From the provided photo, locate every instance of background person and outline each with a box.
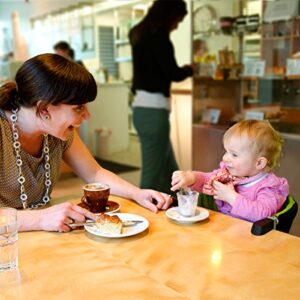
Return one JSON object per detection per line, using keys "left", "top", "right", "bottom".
{"left": 171, "top": 120, "right": 289, "bottom": 222}
{"left": 0, "top": 53, "right": 173, "bottom": 232}
{"left": 53, "top": 40, "right": 84, "bottom": 67}
{"left": 129, "top": 0, "right": 193, "bottom": 194}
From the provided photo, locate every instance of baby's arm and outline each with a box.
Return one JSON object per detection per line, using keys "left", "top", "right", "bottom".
{"left": 171, "top": 171, "right": 196, "bottom": 191}
{"left": 171, "top": 170, "right": 214, "bottom": 192}
{"left": 230, "top": 188, "right": 287, "bottom": 222}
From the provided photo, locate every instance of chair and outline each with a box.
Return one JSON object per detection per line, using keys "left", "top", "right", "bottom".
{"left": 251, "top": 195, "right": 298, "bottom": 236}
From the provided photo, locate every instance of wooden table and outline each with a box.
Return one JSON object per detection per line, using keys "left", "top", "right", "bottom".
{"left": 2, "top": 195, "right": 300, "bottom": 299}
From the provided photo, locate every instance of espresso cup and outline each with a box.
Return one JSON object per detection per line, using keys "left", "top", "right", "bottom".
{"left": 82, "top": 183, "right": 110, "bottom": 213}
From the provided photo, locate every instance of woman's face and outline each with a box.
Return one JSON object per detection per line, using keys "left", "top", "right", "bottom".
{"left": 44, "top": 103, "right": 90, "bottom": 140}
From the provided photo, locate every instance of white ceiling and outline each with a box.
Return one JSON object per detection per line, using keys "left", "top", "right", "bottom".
{"left": 0, "top": 0, "right": 103, "bottom": 19}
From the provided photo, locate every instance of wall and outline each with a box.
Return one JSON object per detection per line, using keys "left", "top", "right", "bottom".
{"left": 171, "top": 0, "right": 192, "bottom": 66}
{"left": 171, "top": 79, "right": 193, "bottom": 171}
{"left": 86, "top": 83, "right": 130, "bottom": 158}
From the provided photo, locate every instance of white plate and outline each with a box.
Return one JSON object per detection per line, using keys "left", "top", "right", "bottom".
{"left": 165, "top": 207, "right": 209, "bottom": 224}
{"left": 84, "top": 213, "right": 149, "bottom": 238}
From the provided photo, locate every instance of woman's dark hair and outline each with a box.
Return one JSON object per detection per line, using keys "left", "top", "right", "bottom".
{"left": 130, "top": 0, "right": 187, "bottom": 44}
{"left": 0, "top": 53, "right": 97, "bottom": 112}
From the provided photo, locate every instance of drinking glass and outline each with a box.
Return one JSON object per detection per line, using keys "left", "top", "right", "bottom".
{"left": 0, "top": 208, "right": 18, "bottom": 272}
{"left": 177, "top": 190, "right": 199, "bottom": 217}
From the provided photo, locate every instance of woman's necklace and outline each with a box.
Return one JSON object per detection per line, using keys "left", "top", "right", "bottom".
{"left": 10, "top": 108, "right": 51, "bottom": 209}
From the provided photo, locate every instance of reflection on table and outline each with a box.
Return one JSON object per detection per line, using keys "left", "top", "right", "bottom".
{"left": 1, "top": 195, "right": 300, "bottom": 299}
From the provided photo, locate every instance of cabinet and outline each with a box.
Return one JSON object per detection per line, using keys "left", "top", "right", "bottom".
{"left": 261, "top": 18, "right": 300, "bottom": 75}
{"left": 241, "top": 76, "right": 285, "bottom": 108}
{"left": 243, "top": 34, "right": 261, "bottom": 59}
{"left": 191, "top": 1, "right": 300, "bottom": 171}
{"left": 113, "top": 6, "right": 146, "bottom": 81}
{"left": 193, "top": 77, "right": 241, "bottom": 125}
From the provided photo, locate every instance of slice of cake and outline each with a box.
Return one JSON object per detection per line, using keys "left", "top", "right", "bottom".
{"left": 203, "top": 168, "right": 245, "bottom": 195}
{"left": 95, "top": 213, "right": 122, "bottom": 234}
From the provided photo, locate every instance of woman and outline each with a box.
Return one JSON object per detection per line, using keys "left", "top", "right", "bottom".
{"left": 0, "top": 53, "right": 172, "bottom": 232}
{"left": 129, "top": 0, "right": 193, "bottom": 194}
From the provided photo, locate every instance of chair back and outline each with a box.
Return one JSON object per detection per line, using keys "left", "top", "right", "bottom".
{"left": 251, "top": 195, "right": 297, "bottom": 235}
{"left": 198, "top": 193, "right": 298, "bottom": 235}
{"left": 274, "top": 195, "right": 298, "bottom": 233}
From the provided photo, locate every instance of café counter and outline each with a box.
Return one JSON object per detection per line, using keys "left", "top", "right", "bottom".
{"left": 2, "top": 195, "right": 300, "bottom": 299}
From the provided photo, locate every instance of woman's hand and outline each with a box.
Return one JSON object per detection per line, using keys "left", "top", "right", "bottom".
{"left": 38, "top": 202, "right": 96, "bottom": 232}
{"left": 212, "top": 181, "right": 238, "bottom": 206}
{"left": 171, "top": 170, "right": 196, "bottom": 191}
{"left": 134, "top": 189, "right": 173, "bottom": 213}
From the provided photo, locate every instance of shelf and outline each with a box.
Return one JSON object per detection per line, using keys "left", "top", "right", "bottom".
{"left": 242, "top": 75, "right": 300, "bottom": 80}
{"left": 114, "top": 56, "right": 132, "bottom": 63}
{"left": 241, "top": 76, "right": 259, "bottom": 80}
{"left": 262, "top": 36, "right": 290, "bottom": 41}
{"left": 114, "top": 39, "right": 130, "bottom": 46}
{"left": 287, "top": 75, "right": 300, "bottom": 80}
{"left": 244, "top": 52, "right": 260, "bottom": 57}
{"left": 244, "top": 34, "right": 261, "bottom": 41}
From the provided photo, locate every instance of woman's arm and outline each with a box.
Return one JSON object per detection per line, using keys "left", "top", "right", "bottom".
{"left": 62, "top": 131, "right": 172, "bottom": 212}
{"left": 152, "top": 31, "right": 193, "bottom": 82}
{"left": 17, "top": 202, "right": 95, "bottom": 232}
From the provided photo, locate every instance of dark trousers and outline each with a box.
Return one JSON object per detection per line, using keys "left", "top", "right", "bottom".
{"left": 133, "top": 107, "right": 178, "bottom": 194}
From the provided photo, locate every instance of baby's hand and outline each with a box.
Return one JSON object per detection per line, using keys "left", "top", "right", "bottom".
{"left": 171, "top": 171, "right": 196, "bottom": 191}
{"left": 212, "top": 181, "right": 238, "bottom": 206}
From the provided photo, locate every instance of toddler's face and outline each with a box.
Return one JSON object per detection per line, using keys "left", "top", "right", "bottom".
{"left": 222, "top": 134, "right": 260, "bottom": 178}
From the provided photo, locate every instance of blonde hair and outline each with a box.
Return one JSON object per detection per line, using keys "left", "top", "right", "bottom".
{"left": 223, "top": 120, "right": 283, "bottom": 171}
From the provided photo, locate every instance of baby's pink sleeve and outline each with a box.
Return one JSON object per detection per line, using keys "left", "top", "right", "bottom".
{"left": 230, "top": 186, "right": 288, "bottom": 222}
{"left": 190, "top": 170, "right": 217, "bottom": 192}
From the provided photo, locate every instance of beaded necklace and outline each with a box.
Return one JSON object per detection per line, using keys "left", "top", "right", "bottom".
{"left": 10, "top": 108, "right": 51, "bottom": 209}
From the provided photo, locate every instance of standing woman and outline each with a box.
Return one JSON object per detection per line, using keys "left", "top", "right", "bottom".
{"left": 0, "top": 53, "right": 172, "bottom": 232}
{"left": 129, "top": 0, "right": 193, "bottom": 194}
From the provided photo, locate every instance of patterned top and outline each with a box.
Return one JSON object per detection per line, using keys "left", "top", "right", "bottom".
{"left": 0, "top": 109, "right": 73, "bottom": 208}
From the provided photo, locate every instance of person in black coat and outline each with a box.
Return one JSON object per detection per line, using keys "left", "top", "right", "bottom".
{"left": 129, "top": 0, "right": 193, "bottom": 194}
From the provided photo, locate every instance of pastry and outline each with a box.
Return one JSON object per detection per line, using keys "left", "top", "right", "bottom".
{"left": 95, "top": 213, "right": 122, "bottom": 234}
{"left": 203, "top": 168, "right": 235, "bottom": 195}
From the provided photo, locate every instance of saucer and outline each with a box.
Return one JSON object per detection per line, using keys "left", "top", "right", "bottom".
{"left": 165, "top": 207, "right": 209, "bottom": 224}
{"left": 77, "top": 200, "right": 120, "bottom": 214}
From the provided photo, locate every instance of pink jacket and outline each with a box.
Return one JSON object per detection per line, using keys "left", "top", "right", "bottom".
{"left": 191, "top": 164, "right": 289, "bottom": 222}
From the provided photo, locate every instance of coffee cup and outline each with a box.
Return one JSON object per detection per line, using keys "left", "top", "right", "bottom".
{"left": 81, "top": 183, "right": 110, "bottom": 213}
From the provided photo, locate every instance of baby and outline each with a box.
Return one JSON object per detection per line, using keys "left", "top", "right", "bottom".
{"left": 171, "top": 120, "right": 289, "bottom": 222}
